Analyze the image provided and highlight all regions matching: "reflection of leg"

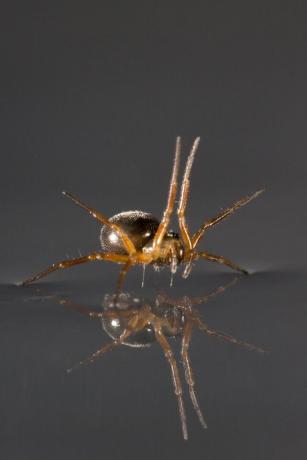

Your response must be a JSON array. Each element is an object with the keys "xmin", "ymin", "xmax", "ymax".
[
  {"xmin": 192, "ymin": 189, "xmax": 264, "ymax": 248},
  {"xmin": 58, "ymin": 297, "xmax": 139, "ymax": 319},
  {"xmin": 181, "ymin": 318, "xmax": 207, "ymax": 429},
  {"xmin": 152, "ymin": 137, "xmax": 181, "ymax": 251},
  {"xmin": 186, "ymin": 277, "xmax": 238, "ymax": 306},
  {"xmin": 154, "ymin": 326, "xmax": 188, "ymax": 440},
  {"xmin": 67, "ymin": 310, "xmax": 151, "ymax": 373},
  {"xmin": 62, "ymin": 191, "xmax": 137, "ymax": 255},
  {"xmin": 22, "ymin": 252, "xmax": 130, "ymax": 285},
  {"xmin": 195, "ymin": 251, "xmax": 249, "ymax": 275},
  {"xmin": 67, "ymin": 339, "xmax": 121, "ymax": 373},
  {"xmin": 157, "ymin": 277, "xmax": 238, "ymax": 312},
  {"xmin": 193, "ymin": 314, "xmax": 266, "ymax": 353}
]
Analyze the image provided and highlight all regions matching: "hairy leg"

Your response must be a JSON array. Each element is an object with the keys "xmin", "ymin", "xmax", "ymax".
[
  {"xmin": 152, "ymin": 137, "xmax": 181, "ymax": 252},
  {"xmin": 63, "ymin": 191, "xmax": 137, "ymax": 255},
  {"xmin": 177, "ymin": 137, "xmax": 201, "ymax": 251},
  {"xmin": 22, "ymin": 252, "xmax": 130, "ymax": 285},
  {"xmin": 114, "ymin": 260, "xmax": 133, "ymax": 299},
  {"xmin": 192, "ymin": 189, "xmax": 264, "ymax": 248},
  {"xmin": 194, "ymin": 251, "xmax": 249, "ymax": 275}
]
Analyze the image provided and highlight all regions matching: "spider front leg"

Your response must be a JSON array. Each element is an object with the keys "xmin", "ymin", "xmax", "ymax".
[
  {"xmin": 21, "ymin": 252, "xmax": 130, "ymax": 285},
  {"xmin": 177, "ymin": 137, "xmax": 200, "ymax": 252},
  {"xmin": 151, "ymin": 137, "xmax": 181, "ymax": 253}
]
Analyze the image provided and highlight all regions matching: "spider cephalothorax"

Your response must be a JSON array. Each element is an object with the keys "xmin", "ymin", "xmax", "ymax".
[{"xmin": 22, "ymin": 137, "xmax": 264, "ymax": 289}]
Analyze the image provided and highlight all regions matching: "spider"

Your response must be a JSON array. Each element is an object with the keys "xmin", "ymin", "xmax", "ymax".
[
  {"xmin": 53, "ymin": 278, "xmax": 265, "ymax": 440},
  {"xmin": 22, "ymin": 137, "xmax": 264, "ymax": 289}
]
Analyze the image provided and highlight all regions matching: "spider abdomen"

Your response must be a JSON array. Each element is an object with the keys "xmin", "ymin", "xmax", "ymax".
[{"xmin": 100, "ymin": 211, "xmax": 160, "ymax": 254}]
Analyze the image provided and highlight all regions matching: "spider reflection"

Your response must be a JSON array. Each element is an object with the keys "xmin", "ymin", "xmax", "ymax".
[{"xmin": 54, "ymin": 278, "xmax": 265, "ymax": 440}]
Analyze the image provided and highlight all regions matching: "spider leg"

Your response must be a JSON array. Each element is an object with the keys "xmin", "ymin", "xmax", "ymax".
[
  {"xmin": 154, "ymin": 323, "xmax": 188, "ymax": 440},
  {"xmin": 21, "ymin": 252, "xmax": 130, "ymax": 285},
  {"xmin": 177, "ymin": 137, "xmax": 201, "ymax": 251},
  {"xmin": 114, "ymin": 260, "xmax": 133, "ymax": 301},
  {"xmin": 62, "ymin": 191, "xmax": 136, "ymax": 255},
  {"xmin": 181, "ymin": 314, "xmax": 207, "ymax": 429},
  {"xmin": 151, "ymin": 137, "xmax": 181, "ymax": 252},
  {"xmin": 192, "ymin": 313, "xmax": 266, "ymax": 353},
  {"xmin": 192, "ymin": 189, "xmax": 265, "ymax": 248},
  {"xmin": 194, "ymin": 251, "xmax": 248, "ymax": 275}
]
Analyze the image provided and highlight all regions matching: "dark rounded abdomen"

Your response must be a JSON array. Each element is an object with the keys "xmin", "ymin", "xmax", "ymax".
[{"xmin": 100, "ymin": 210, "xmax": 160, "ymax": 254}]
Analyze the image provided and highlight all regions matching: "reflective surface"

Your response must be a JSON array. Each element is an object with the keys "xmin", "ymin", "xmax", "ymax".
[{"xmin": 1, "ymin": 268, "xmax": 307, "ymax": 459}]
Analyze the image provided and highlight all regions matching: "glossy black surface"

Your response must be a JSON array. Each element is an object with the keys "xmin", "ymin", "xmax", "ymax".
[{"xmin": 100, "ymin": 211, "xmax": 160, "ymax": 254}]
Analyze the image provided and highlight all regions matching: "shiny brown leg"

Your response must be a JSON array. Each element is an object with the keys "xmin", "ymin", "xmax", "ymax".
[
  {"xmin": 192, "ymin": 189, "xmax": 265, "ymax": 248},
  {"xmin": 181, "ymin": 315, "xmax": 207, "ymax": 429},
  {"xmin": 21, "ymin": 252, "xmax": 130, "ymax": 285},
  {"xmin": 152, "ymin": 137, "xmax": 181, "ymax": 251},
  {"xmin": 114, "ymin": 260, "xmax": 133, "ymax": 300},
  {"xmin": 177, "ymin": 137, "xmax": 201, "ymax": 251},
  {"xmin": 195, "ymin": 251, "xmax": 249, "ymax": 275},
  {"xmin": 62, "ymin": 191, "xmax": 137, "ymax": 255},
  {"xmin": 154, "ymin": 324, "xmax": 188, "ymax": 440}
]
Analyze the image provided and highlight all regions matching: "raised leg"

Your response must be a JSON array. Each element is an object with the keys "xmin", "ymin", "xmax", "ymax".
[
  {"xmin": 154, "ymin": 324, "xmax": 188, "ymax": 440},
  {"xmin": 21, "ymin": 251, "xmax": 130, "ymax": 285},
  {"xmin": 152, "ymin": 137, "xmax": 181, "ymax": 252},
  {"xmin": 181, "ymin": 314, "xmax": 207, "ymax": 429},
  {"xmin": 195, "ymin": 251, "xmax": 249, "ymax": 275},
  {"xmin": 62, "ymin": 191, "xmax": 136, "ymax": 255},
  {"xmin": 192, "ymin": 189, "xmax": 265, "ymax": 248},
  {"xmin": 177, "ymin": 137, "xmax": 201, "ymax": 251}
]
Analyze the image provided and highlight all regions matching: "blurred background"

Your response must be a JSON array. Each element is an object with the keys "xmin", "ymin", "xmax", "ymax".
[{"xmin": 1, "ymin": 1, "xmax": 306, "ymax": 459}]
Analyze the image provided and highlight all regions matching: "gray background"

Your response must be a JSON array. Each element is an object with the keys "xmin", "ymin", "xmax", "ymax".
[{"xmin": 1, "ymin": 1, "xmax": 307, "ymax": 459}]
